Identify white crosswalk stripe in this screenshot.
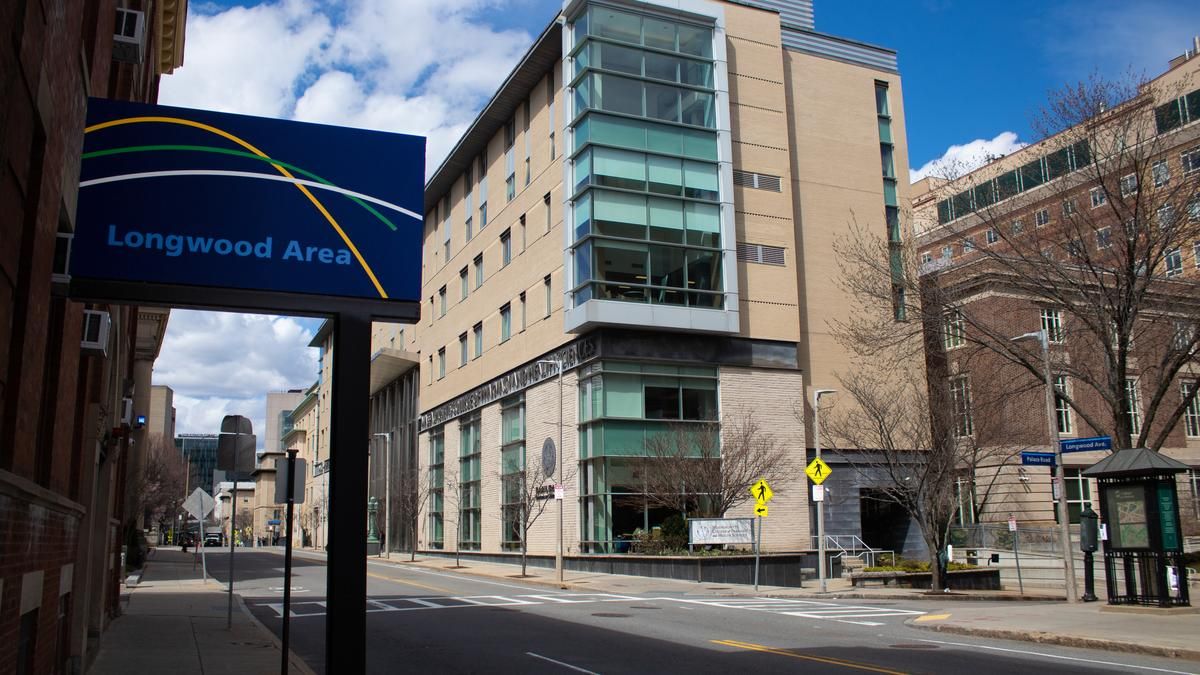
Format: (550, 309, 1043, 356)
(675, 597, 925, 625)
(254, 592, 639, 618)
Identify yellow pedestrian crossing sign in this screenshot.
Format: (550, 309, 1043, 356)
(750, 479, 773, 504)
(805, 458, 832, 485)
(754, 503, 768, 518)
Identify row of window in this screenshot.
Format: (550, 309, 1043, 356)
(876, 80, 904, 321)
(936, 140, 1091, 225)
(430, 277, 554, 381)
(943, 306, 1197, 353)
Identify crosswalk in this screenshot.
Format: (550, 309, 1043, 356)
(258, 592, 641, 618)
(676, 597, 926, 626)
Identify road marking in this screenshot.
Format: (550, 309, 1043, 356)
(915, 639, 1199, 675)
(526, 652, 600, 674)
(712, 640, 906, 674)
(366, 570, 448, 594)
(913, 613, 950, 622)
(378, 563, 571, 594)
(837, 620, 885, 626)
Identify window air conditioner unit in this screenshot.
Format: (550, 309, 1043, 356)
(112, 8, 146, 64)
(52, 233, 73, 285)
(121, 398, 134, 426)
(81, 310, 111, 357)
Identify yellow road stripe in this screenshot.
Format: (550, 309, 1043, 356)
(85, 116, 389, 298)
(914, 614, 950, 622)
(366, 571, 448, 594)
(712, 640, 908, 675)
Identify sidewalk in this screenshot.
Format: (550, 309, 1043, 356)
(89, 547, 312, 675)
(362, 551, 1200, 661)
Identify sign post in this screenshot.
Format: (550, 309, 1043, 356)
(181, 488, 215, 582)
(279, 449, 306, 674)
(749, 480, 774, 591)
(1008, 514, 1023, 594)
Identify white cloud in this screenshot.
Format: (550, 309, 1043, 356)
(1039, 1, 1200, 79)
(909, 131, 1027, 182)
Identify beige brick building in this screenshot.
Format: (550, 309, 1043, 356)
(365, 0, 917, 559)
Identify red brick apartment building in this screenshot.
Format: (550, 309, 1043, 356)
(910, 42, 1200, 529)
(1, 1, 185, 672)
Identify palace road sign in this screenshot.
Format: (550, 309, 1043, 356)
(1021, 451, 1056, 466)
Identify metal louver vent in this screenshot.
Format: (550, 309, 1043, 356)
(736, 243, 786, 266)
(733, 170, 783, 192)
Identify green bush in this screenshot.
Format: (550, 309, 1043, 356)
(861, 557, 977, 573)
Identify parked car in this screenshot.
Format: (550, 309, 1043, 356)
(205, 535, 222, 547)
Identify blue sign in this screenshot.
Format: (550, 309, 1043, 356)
(267, 519, 282, 526)
(71, 98, 425, 306)
(1060, 436, 1112, 453)
(1021, 451, 1056, 466)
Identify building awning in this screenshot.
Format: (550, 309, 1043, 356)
(370, 347, 419, 396)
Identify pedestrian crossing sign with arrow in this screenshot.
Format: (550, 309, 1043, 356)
(805, 458, 832, 485)
(750, 478, 773, 504)
(754, 503, 768, 518)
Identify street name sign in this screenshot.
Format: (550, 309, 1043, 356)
(1021, 451, 1056, 466)
(805, 458, 832, 485)
(750, 479, 773, 504)
(1060, 436, 1112, 453)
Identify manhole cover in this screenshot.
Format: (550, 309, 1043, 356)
(591, 613, 631, 618)
(629, 605, 661, 610)
(889, 644, 939, 650)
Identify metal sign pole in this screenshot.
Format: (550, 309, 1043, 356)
(754, 516, 761, 591)
(282, 449, 298, 675)
(1013, 528, 1024, 594)
(228, 438, 239, 630)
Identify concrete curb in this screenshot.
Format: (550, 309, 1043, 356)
(235, 593, 319, 675)
(910, 621, 1200, 662)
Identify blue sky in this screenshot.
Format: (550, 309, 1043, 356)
(154, 0, 1199, 439)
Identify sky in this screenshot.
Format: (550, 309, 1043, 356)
(151, 0, 1200, 442)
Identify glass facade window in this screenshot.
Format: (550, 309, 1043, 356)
(576, 361, 718, 552)
(500, 395, 526, 551)
(1041, 308, 1064, 343)
(1181, 381, 1199, 438)
(1060, 469, 1092, 525)
(943, 309, 964, 349)
(950, 375, 973, 437)
(459, 415, 482, 550)
(569, 4, 722, 314)
(428, 427, 445, 548)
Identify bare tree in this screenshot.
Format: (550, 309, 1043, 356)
(636, 410, 792, 519)
(498, 456, 578, 576)
(917, 73, 1200, 451)
(438, 466, 465, 568)
(394, 467, 431, 562)
(130, 434, 188, 538)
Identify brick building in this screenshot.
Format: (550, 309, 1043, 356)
(0, 1, 186, 672)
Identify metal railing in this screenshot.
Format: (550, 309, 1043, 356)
(950, 524, 1062, 555)
(809, 534, 895, 576)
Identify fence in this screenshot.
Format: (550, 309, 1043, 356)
(950, 524, 1062, 555)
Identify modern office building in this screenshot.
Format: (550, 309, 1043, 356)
(911, 42, 1200, 528)
(176, 434, 220, 498)
(367, 0, 917, 559)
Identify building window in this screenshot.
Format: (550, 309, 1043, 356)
(438, 286, 447, 317)
(943, 309, 965, 350)
(1097, 227, 1112, 249)
(1054, 374, 1073, 435)
(1182, 381, 1200, 438)
(1119, 173, 1138, 197)
(1176, 320, 1197, 352)
(1061, 468, 1092, 525)
(544, 193, 553, 233)
(921, 252, 933, 264)
(519, 292, 527, 331)
(500, 394, 526, 551)
(459, 415, 482, 551)
(1125, 377, 1142, 438)
(1152, 159, 1170, 187)
(544, 275, 552, 317)
(941, 245, 953, 260)
(985, 228, 999, 245)
(962, 237, 975, 253)
(459, 333, 468, 367)
(1159, 205, 1177, 231)
(1012, 219, 1025, 234)
(465, 216, 473, 242)
(1188, 469, 1200, 519)
(460, 267, 469, 300)
(473, 322, 483, 358)
(1062, 198, 1077, 216)
(1034, 209, 1050, 227)
(500, 303, 512, 342)
(548, 73, 557, 161)
(501, 229, 512, 267)
(1040, 308, 1064, 343)
(478, 153, 489, 228)
(1183, 146, 1200, 174)
(950, 375, 974, 437)
(437, 347, 446, 380)
(1166, 247, 1183, 276)
(474, 254, 484, 289)
(1090, 187, 1107, 208)
(428, 427, 444, 548)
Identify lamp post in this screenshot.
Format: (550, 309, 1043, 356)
(1011, 329, 1078, 602)
(812, 388, 836, 593)
(537, 358, 565, 586)
(372, 432, 393, 558)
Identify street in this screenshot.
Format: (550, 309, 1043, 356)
(201, 550, 1197, 674)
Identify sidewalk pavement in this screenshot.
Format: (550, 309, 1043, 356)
(89, 547, 313, 675)
(361, 551, 1200, 662)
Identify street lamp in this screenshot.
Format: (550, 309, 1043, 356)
(812, 388, 836, 593)
(537, 358, 565, 586)
(1012, 329, 1078, 602)
(372, 432, 393, 558)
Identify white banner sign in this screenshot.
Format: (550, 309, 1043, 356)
(689, 518, 754, 545)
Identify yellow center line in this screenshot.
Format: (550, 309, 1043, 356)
(712, 639, 908, 675)
(366, 571, 449, 595)
(914, 614, 951, 622)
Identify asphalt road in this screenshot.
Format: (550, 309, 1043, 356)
(204, 549, 1197, 675)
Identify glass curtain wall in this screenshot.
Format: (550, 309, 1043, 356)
(428, 427, 445, 549)
(459, 415, 482, 550)
(500, 395, 526, 551)
(577, 360, 718, 552)
(569, 4, 723, 309)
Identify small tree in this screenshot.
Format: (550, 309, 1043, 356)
(637, 410, 792, 519)
(499, 457, 577, 576)
(394, 466, 431, 562)
(439, 467, 465, 568)
(130, 434, 188, 540)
